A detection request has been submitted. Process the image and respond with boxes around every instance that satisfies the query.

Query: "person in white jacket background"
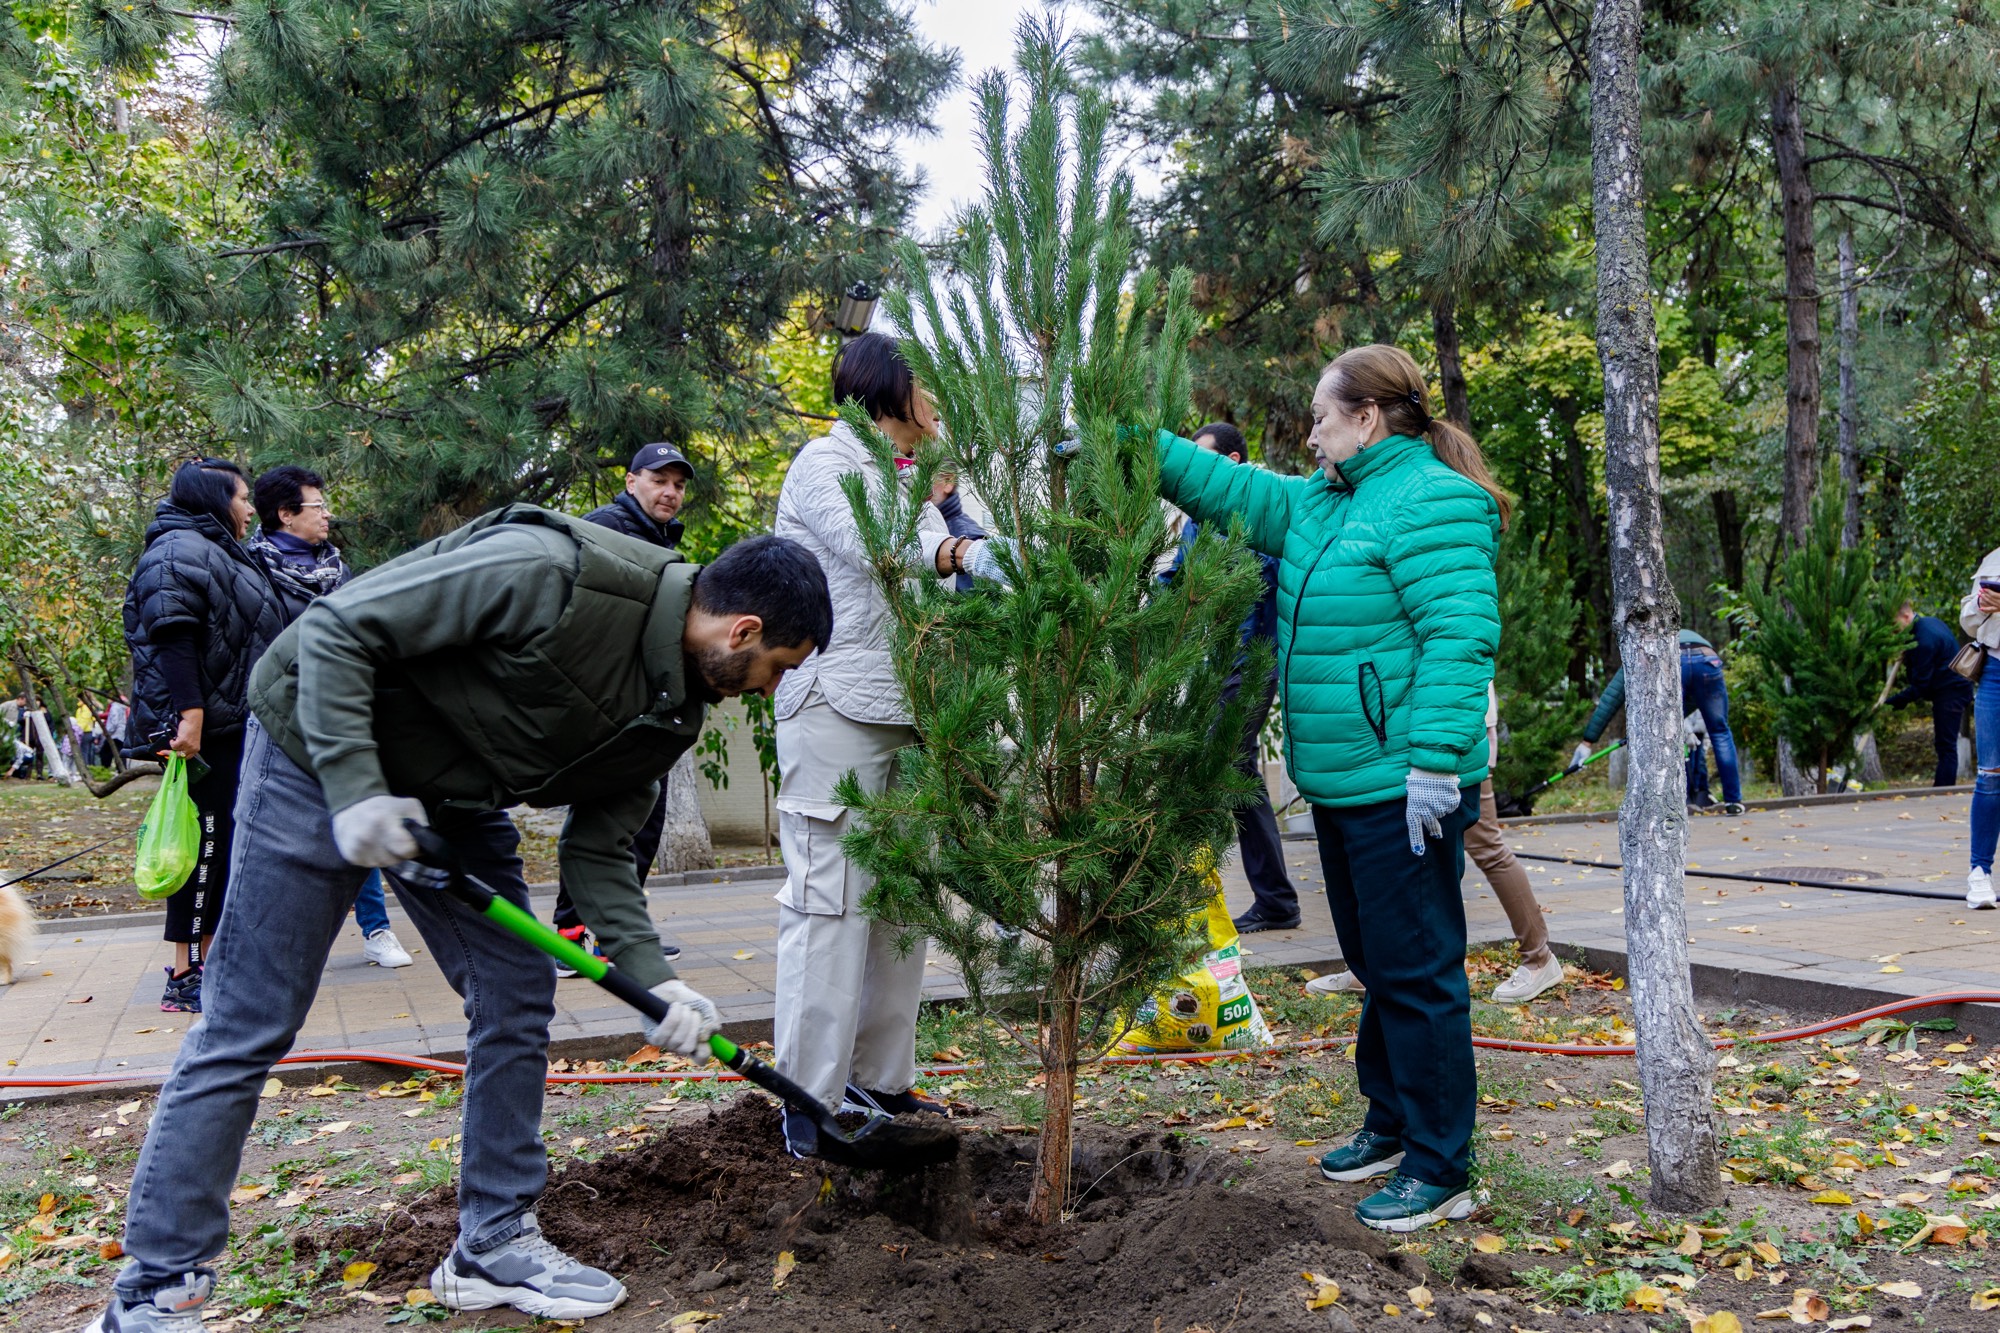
[770,331,1010,1157]
[1961,546,2000,909]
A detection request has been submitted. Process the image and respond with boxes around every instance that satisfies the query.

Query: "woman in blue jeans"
[1960,548,2000,910]
[1575,629,1743,813]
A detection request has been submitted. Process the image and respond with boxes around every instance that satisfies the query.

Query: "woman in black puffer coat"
[122,458,286,1012]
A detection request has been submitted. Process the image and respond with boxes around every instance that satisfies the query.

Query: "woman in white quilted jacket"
[1961,547,2000,909]
[769,332,1009,1158]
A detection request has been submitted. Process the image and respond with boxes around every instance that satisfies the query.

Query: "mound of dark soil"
[321,1096,1571,1332]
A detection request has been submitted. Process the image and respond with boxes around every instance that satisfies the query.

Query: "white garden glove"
[1570,742,1593,770]
[966,537,1019,588]
[644,979,721,1058]
[1404,769,1464,857]
[331,795,429,867]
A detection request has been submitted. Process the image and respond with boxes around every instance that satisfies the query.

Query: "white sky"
[901,0,1161,239]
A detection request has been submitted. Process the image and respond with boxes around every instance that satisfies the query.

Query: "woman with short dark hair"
[123,458,286,1011]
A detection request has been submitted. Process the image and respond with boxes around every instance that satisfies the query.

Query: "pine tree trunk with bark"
[1837,229,1862,550]
[1772,79,1822,552]
[1588,0,1723,1214]
[1432,294,1473,428]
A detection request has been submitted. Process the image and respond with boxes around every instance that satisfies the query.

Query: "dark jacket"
[251,531,353,624]
[122,504,288,749]
[1166,517,1280,694]
[582,491,683,549]
[1887,614,1973,707]
[247,505,706,987]
[1581,630,1719,743]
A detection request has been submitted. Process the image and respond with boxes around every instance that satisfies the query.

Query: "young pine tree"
[1740,495,1907,793]
[835,23,1268,1226]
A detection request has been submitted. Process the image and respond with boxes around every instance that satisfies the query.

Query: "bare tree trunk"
[1709,489,1746,592]
[654,749,712,874]
[1836,229,1862,549]
[1032,958,1081,1226]
[1776,729,1815,796]
[1589,0,1723,1214]
[1432,293,1472,428]
[1772,79,1821,551]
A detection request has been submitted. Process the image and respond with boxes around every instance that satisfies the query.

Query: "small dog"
[0,880,35,987]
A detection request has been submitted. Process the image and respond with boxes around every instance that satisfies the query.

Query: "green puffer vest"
[251,505,703,812]
[1157,431,1501,807]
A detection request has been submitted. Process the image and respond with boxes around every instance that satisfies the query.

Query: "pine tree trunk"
[1589,0,1723,1214]
[654,749,711,874]
[1432,294,1472,428]
[1836,229,1862,549]
[1032,941,1082,1226]
[1772,79,1821,552]
[1709,489,1745,592]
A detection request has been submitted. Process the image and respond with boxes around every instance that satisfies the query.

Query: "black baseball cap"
[628,443,693,477]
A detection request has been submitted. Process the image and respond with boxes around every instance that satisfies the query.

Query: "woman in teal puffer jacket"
[1157,344,1507,1232]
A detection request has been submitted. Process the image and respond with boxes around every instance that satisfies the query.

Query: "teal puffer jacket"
[1157,431,1501,807]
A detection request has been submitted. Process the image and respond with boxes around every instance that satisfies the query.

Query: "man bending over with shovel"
[86,509,831,1333]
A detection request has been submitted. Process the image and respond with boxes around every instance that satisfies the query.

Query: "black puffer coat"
[122,504,287,749]
[582,491,684,548]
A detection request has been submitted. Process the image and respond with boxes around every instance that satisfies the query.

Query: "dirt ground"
[5,963,1999,1332]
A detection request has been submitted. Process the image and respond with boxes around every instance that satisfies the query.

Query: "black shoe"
[1232,907,1302,934]
[1721,801,1747,816]
[782,1106,819,1159]
[661,942,682,962]
[845,1085,948,1117]
[1689,793,1718,811]
[159,965,202,1013]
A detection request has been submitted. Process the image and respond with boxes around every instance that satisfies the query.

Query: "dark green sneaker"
[1317,1129,1405,1182]
[1354,1173,1474,1232]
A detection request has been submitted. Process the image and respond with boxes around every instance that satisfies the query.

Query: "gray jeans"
[115,719,557,1302]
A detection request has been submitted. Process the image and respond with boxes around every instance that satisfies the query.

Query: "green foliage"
[1492,532,1589,802]
[1901,332,2000,608]
[834,23,1267,1208]
[1737,495,1907,791]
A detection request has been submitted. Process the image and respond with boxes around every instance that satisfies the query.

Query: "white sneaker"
[362,928,415,968]
[1306,970,1365,994]
[1492,955,1565,1004]
[1969,868,1997,911]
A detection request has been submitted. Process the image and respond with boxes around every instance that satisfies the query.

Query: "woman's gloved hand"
[1403,769,1463,856]
[966,537,1020,587]
[1570,742,1593,770]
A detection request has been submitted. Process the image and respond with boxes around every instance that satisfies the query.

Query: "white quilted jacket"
[773,422,952,726]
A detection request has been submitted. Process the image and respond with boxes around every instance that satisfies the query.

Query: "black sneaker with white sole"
[429,1214,626,1319]
[842,1085,949,1117]
[782,1105,820,1159]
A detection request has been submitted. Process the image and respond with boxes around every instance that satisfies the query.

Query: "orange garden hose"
[4,991,1994,1091]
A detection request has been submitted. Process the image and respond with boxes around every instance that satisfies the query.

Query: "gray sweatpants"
[771,690,927,1111]
[114,720,557,1302]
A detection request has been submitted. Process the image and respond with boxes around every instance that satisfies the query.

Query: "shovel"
[390,824,958,1171]
[1496,739,1626,816]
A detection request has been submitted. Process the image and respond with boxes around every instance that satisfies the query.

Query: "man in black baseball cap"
[554,443,699,963]
[586,443,694,547]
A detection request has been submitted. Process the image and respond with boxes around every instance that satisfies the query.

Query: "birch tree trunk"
[1589,0,1723,1213]
[1836,229,1862,550]
[1772,79,1821,552]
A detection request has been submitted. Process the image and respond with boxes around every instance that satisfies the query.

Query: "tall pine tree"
[46,0,953,553]
[837,22,1267,1225]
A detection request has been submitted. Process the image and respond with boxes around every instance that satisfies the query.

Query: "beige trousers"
[1462,778,1553,967]
[771,690,927,1111]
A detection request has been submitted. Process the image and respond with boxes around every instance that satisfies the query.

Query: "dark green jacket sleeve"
[292,528,575,814]
[562,783,675,988]
[1582,668,1627,743]
[1155,430,1304,559]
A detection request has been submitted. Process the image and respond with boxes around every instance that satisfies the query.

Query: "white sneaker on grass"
[1492,955,1565,1004]
[1306,970,1364,995]
[362,928,415,968]
[1969,868,1996,911]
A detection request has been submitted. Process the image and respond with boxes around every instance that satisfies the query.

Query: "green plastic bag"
[135,754,201,900]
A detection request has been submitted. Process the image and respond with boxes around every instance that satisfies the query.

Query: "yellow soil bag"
[1115,871,1275,1055]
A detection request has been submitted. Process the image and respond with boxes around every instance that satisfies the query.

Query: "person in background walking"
[770,331,1014,1159]
[1164,422,1300,934]
[122,459,287,1012]
[545,442,700,973]
[1888,600,1976,788]
[1960,550,2000,910]
[1155,344,1502,1231]
[251,465,413,970]
[1574,628,1744,815]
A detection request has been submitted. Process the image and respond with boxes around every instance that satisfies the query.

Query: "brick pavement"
[2,790,1992,1086]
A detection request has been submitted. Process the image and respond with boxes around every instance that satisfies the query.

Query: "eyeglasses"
[297,501,331,512]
